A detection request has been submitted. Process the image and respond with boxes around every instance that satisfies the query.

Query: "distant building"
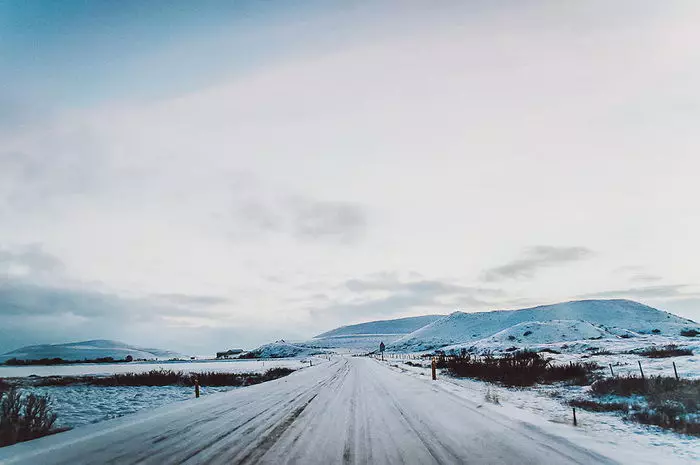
[216,349,244,359]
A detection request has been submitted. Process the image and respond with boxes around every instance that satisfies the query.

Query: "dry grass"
[444,351,599,387]
[636,345,693,358]
[34,368,295,387]
[591,375,700,436]
[1,387,63,447]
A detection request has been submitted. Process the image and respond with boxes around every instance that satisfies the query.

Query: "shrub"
[680,329,699,337]
[0,387,60,447]
[589,376,700,435]
[651,329,661,334]
[523,331,533,336]
[637,345,693,358]
[35,368,295,388]
[484,387,500,404]
[632,405,700,436]
[592,376,699,410]
[445,351,598,387]
[569,398,629,412]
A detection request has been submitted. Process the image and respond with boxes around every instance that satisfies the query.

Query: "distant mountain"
[314,315,444,338]
[306,315,445,351]
[0,339,184,363]
[389,299,698,352]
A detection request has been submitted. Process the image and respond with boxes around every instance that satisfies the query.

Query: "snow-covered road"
[0,357,618,464]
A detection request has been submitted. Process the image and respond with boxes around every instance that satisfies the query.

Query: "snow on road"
[0,357,678,464]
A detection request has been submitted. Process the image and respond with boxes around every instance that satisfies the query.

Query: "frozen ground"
[0,356,693,464]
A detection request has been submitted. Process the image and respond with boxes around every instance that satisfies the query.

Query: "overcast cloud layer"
[1,1,699,354]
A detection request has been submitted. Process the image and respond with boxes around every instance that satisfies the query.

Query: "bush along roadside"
[589,376,700,436]
[442,351,599,387]
[29,367,295,388]
[0,387,66,448]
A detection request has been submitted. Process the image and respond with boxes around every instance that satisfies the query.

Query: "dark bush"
[592,376,699,410]
[445,351,598,387]
[585,376,700,436]
[680,329,699,337]
[651,329,661,334]
[636,345,693,358]
[0,387,61,447]
[4,357,127,366]
[523,331,532,336]
[632,405,700,436]
[569,398,629,412]
[35,368,295,388]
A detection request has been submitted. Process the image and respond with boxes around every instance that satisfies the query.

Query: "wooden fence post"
[194,377,200,398]
[572,407,577,426]
[431,359,437,381]
[638,361,645,380]
[609,363,614,377]
[673,362,679,381]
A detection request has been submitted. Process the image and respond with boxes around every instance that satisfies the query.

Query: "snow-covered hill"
[314,315,444,338]
[0,339,183,363]
[241,341,326,359]
[303,315,445,352]
[389,299,698,352]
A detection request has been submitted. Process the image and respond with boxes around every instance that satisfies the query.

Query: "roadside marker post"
[431,359,437,381]
[572,407,577,426]
[194,377,200,398]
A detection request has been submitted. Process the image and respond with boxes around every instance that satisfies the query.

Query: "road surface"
[0,357,617,464]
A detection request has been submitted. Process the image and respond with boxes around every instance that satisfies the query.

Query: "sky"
[1,0,699,355]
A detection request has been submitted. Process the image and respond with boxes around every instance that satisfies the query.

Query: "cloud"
[481,246,594,282]
[231,188,368,244]
[289,198,366,243]
[151,293,231,307]
[579,284,695,299]
[309,274,504,322]
[0,244,65,277]
[612,266,663,283]
[629,274,663,283]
